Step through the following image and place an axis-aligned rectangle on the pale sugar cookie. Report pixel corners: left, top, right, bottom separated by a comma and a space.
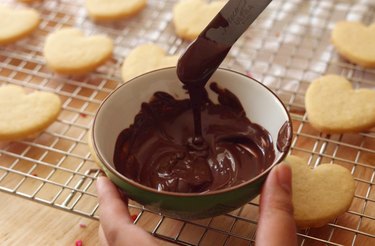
121, 44, 178, 82
173, 0, 226, 41
284, 155, 355, 228
305, 74, 375, 133
0, 5, 40, 45
85, 0, 147, 21
332, 21, 375, 68
0, 85, 61, 141
17, 0, 42, 3
43, 28, 113, 75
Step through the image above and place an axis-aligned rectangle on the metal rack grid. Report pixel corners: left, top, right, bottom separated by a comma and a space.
0, 0, 374, 245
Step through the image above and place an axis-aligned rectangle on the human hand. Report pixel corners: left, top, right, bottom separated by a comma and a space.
96, 176, 159, 246
96, 164, 297, 246
256, 164, 298, 245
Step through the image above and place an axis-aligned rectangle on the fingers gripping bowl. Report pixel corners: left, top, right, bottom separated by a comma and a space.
91, 67, 292, 219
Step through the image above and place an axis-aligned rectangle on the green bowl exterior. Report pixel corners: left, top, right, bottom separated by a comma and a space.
99, 160, 268, 220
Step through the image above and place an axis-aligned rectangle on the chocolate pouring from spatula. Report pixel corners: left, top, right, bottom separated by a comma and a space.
177, 0, 273, 87
176, 0, 273, 144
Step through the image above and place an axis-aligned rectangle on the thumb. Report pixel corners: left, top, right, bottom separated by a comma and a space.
256, 164, 297, 246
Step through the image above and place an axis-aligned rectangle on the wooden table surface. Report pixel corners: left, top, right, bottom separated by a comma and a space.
0, 192, 100, 245
0, 192, 176, 246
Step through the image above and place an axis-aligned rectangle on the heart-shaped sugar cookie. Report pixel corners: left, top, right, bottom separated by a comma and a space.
173, 0, 226, 41
0, 85, 61, 141
305, 74, 375, 133
332, 21, 375, 68
85, 0, 147, 21
43, 28, 113, 75
284, 155, 355, 228
121, 44, 178, 82
17, 0, 41, 3
0, 5, 40, 45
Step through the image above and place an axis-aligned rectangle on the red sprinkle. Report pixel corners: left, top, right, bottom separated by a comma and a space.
75, 240, 83, 246
79, 223, 87, 228
246, 71, 254, 78
32, 173, 38, 177
131, 214, 138, 222
79, 113, 87, 118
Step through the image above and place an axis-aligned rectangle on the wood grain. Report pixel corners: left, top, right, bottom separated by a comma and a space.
0, 192, 100, 245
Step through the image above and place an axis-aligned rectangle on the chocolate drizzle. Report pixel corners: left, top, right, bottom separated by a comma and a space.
176, 0, 272, 148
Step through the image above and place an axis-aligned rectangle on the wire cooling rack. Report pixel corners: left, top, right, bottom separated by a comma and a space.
0, 0, 374, 245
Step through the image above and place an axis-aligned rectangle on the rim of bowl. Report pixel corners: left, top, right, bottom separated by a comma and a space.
92, 67, 293, 197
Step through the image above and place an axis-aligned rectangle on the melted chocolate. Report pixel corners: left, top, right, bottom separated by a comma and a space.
114, 0, 280, 193
114, 83, 275, 193
277, 121, 292, 152
177, 0, 273, 86
177, 0, 273, 144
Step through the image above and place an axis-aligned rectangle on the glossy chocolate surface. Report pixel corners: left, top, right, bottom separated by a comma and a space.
114, 83, 275, 193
